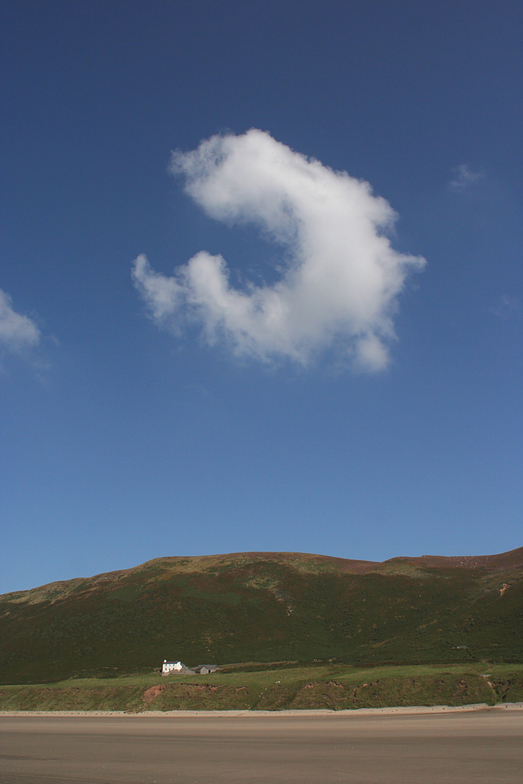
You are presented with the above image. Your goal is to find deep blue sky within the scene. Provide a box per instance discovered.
[1,0,521,594]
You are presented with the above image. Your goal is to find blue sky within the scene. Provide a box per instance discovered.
[1,0,521,594]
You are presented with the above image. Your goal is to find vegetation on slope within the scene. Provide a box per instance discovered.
[0,549,522,685]
[1,664,522,712]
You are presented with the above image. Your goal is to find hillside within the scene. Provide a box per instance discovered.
[1,549,522,684]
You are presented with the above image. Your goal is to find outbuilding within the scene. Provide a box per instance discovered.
[194,664,218,675]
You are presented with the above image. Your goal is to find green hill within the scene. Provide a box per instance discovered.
[1,549,522,684]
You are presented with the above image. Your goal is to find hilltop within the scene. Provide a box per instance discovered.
[1,549,522,684]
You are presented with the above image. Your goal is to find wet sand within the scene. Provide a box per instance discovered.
[1,708,522,783]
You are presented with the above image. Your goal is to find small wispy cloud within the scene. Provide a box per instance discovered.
[133,129,426,372]
[0,287,40,354]
[183,382,214,399]
[449,164,484,191]
[490,294,522,320]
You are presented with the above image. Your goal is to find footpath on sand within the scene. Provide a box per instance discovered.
[2,702,523,717]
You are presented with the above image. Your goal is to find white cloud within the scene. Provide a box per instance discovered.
[132,129,426,371]
[449,164,484,191]
[0,287,40,353]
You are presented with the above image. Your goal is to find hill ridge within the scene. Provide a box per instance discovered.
[3,546,523,604]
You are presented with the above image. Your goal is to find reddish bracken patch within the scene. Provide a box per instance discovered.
[143,685,166,703]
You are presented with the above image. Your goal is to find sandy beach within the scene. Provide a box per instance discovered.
[1,705,522,783]
[2,700,523,717]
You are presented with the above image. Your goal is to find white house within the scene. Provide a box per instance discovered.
[162,660,183,674]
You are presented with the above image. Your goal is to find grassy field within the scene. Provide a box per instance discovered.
[1,663,523,712]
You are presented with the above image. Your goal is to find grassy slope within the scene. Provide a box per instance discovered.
[1,549,522,685]
[1,664,523,712]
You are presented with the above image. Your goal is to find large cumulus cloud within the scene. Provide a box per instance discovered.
[132,129,425,370]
